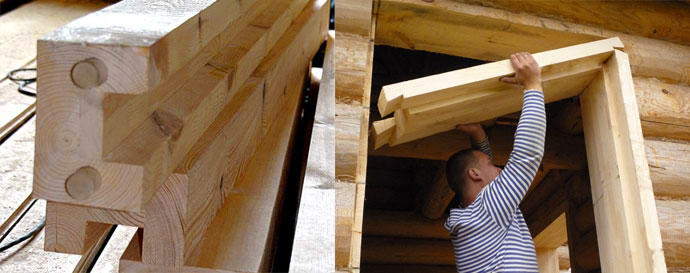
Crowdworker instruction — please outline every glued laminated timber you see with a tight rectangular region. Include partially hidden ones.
[35,0,330,271]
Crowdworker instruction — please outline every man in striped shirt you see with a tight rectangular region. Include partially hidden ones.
[445,52,546,272]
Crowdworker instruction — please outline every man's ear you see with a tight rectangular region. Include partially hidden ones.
[467,168,482,182]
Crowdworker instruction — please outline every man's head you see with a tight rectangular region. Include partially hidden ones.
[446,149,502,206]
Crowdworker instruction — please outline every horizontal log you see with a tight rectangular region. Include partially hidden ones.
[363,209,449,240]
[645,139,690,198]
[375,0,690,86]
[655,199,690,268]
[456,0,690,46]
[361,237,455,265]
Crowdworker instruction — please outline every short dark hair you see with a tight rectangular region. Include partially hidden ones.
[446,149,480,197]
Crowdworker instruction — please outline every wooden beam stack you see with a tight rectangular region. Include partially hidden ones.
[33,0,329,271]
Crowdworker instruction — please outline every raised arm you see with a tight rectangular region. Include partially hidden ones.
[482,52,546,229]
[457,123,493,161]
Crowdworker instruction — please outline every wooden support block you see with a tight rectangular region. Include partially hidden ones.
[580,50,666,272]
[536,248,560,273]
[375,0,690,86]
[370,118,395,149]
[378,37,623,117]
[533,213,568,249]
[290,30,336,272]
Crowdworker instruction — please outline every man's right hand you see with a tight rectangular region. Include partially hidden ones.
[499,52,542,92]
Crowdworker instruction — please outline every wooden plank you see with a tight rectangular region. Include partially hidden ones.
[33,0,309,212]
[290,30,335,273]
[580,50,666,272]
[533,213,568,249]
[536,248,560,273]
[375,0,690,86]
[377,37,623,116]
[455,0,690,46]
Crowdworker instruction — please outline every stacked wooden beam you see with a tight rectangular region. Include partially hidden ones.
[372,37,623,147]
[33,0,329,271]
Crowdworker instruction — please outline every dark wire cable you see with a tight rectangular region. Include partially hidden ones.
[0,217,45,252]
[7,68,37,97]
[85,225,117,273]
[0,198,37,246]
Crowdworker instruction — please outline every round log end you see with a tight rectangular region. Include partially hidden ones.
[65,166,102,200]
[71,58,107,89]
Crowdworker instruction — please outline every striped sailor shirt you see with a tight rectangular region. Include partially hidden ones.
[445,90,546,273]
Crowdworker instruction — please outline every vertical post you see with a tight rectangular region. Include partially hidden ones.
[579,49,666,273]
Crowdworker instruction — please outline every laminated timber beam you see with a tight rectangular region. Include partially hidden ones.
[44,0,329,269]
[580,50,666,272]
[374,38,623,146]
[375,0,690,86]
[33,0,311,212]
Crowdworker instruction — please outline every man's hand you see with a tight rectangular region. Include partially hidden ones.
[456,123,486,142]
[499,52,542,92]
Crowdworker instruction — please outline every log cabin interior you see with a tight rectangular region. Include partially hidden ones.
[335,1,690,272]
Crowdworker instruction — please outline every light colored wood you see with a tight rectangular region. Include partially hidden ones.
[635,77,690,129]
[370,118,395,149]
[556,246,570,271]
[381,46,621,145]
[645,139,690,198]
[290,30,335,273]
[656,199,690,268]
[335,16,375,272]
[375,0,690,86]
[377,37,623,117]
[191,2,328,272]
[335,0,373,38]
[456,0,690,46]
[580,50,666,272]
[533,213,568,249]
[32,0,274,211]
[536,248,560,273]
[64,166,102,200]
[641,120,690,142]
[72,224,113,273]
[34,0,308,212]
